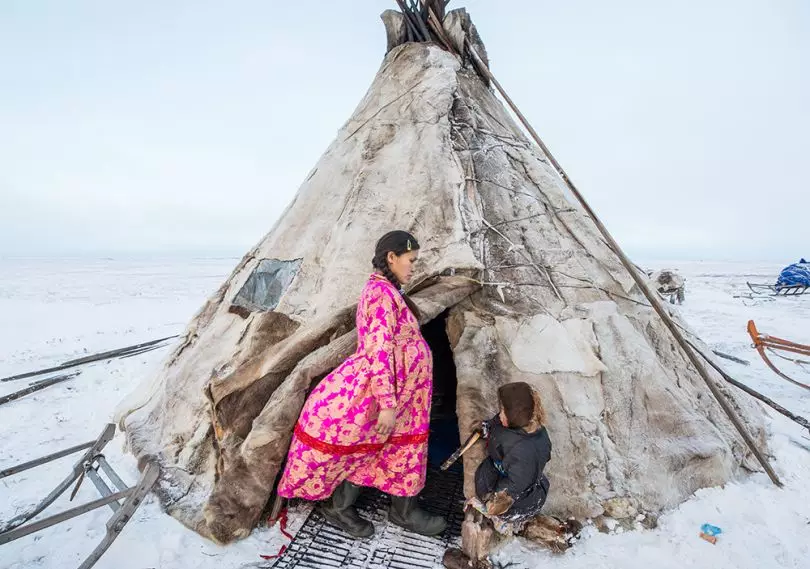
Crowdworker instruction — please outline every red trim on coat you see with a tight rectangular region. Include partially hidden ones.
[293,423,428,456]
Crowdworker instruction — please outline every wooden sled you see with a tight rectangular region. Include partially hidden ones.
[0,423,158,569]
[746,282,808,297]
[747,320,810,392]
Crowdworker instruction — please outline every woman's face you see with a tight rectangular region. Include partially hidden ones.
[387,250,419,285]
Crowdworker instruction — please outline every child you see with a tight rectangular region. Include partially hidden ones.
[442,384,576,567]
[474,381,551,523]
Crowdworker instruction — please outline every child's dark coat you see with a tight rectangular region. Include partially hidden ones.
[474,415,552,519]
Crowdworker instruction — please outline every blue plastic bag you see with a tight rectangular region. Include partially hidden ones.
[700,523,722,537]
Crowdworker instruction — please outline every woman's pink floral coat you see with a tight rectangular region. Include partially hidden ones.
[277,273,433,500]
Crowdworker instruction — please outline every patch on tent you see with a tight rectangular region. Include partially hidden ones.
[497,315,607,377]
[231,259,302,314]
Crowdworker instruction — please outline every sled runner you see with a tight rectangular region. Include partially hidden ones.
[0,423,158,569]
[746,282,808,297]
[747,320,810,391]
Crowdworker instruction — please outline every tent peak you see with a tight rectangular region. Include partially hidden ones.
[381,2,490,83]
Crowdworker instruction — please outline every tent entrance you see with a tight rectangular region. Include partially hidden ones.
[422,308,462,473]
[267,308,466,567]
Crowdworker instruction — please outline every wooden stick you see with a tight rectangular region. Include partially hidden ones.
[768,348,810,367]
[268,493,286,523]
[765,344,810,358]
[61,337,176,366]
[691,341,810,434]
[421,1,459,56]
[461,38,782,488]
[409,0,434,41]
[0,424,116,532]
[0,439,95,479]
[712,350,750,366]
[0,489,132,546]
[441,430,481,470]
[762,341,810,357]
[395,0,427,42]
[758,335,810,352]
[1,336,177,383]
[119,343,171,360]
[0,372,78,407]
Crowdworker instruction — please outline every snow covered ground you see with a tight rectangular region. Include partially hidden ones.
[1,257,808,569]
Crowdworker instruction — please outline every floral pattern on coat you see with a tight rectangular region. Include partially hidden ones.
[276,273,433,500]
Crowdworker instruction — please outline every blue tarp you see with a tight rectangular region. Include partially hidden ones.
[776,258,810,288]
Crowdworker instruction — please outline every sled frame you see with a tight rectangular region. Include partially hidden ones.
[0,423,159,569]
[747,320,810,391]
[746,282,808,297]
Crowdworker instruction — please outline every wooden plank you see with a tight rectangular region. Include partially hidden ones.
[0,489,131,545]
[0,424,115,532]
[96,456,129,493]
[118,343,169,360]
[76,463,159,569]
[1,336,177,383]
[85,468,120,512]
[0,440,94,479]
[711,350,750,366]
[0,373,77,406]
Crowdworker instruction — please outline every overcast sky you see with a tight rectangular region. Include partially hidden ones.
[1,1,807,261]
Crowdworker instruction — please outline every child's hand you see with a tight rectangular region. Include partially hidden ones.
[481,420,490,439]
[485,490,514,516]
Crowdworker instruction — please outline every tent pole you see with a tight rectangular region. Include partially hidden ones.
[411,0,781,487]
[460,41,781,487]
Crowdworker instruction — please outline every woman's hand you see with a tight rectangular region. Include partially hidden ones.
[375,408,397,437]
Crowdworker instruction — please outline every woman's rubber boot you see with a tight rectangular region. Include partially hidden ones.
[389,496,447,536]
[319,481,374,538]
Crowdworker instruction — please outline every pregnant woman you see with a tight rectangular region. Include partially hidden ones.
[277,230,446,538]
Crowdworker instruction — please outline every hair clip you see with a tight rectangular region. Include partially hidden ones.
[406,239,412,251]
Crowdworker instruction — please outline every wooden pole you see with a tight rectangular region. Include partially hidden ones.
[0,373,77,407]
[421,1,459,56]
[0,490,132,545]
[1,336,177,383]
[397,0,431,42]
[690,340,810,434]
[712,350,750,366]
[0,439,95,479]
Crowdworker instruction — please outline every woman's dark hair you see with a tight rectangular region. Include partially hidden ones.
[372,230,422,320]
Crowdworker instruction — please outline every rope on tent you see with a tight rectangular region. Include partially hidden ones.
[480,217,563,301]
[416,0,782,487]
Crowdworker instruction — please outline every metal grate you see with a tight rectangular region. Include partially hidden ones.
[270,465,465,569]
